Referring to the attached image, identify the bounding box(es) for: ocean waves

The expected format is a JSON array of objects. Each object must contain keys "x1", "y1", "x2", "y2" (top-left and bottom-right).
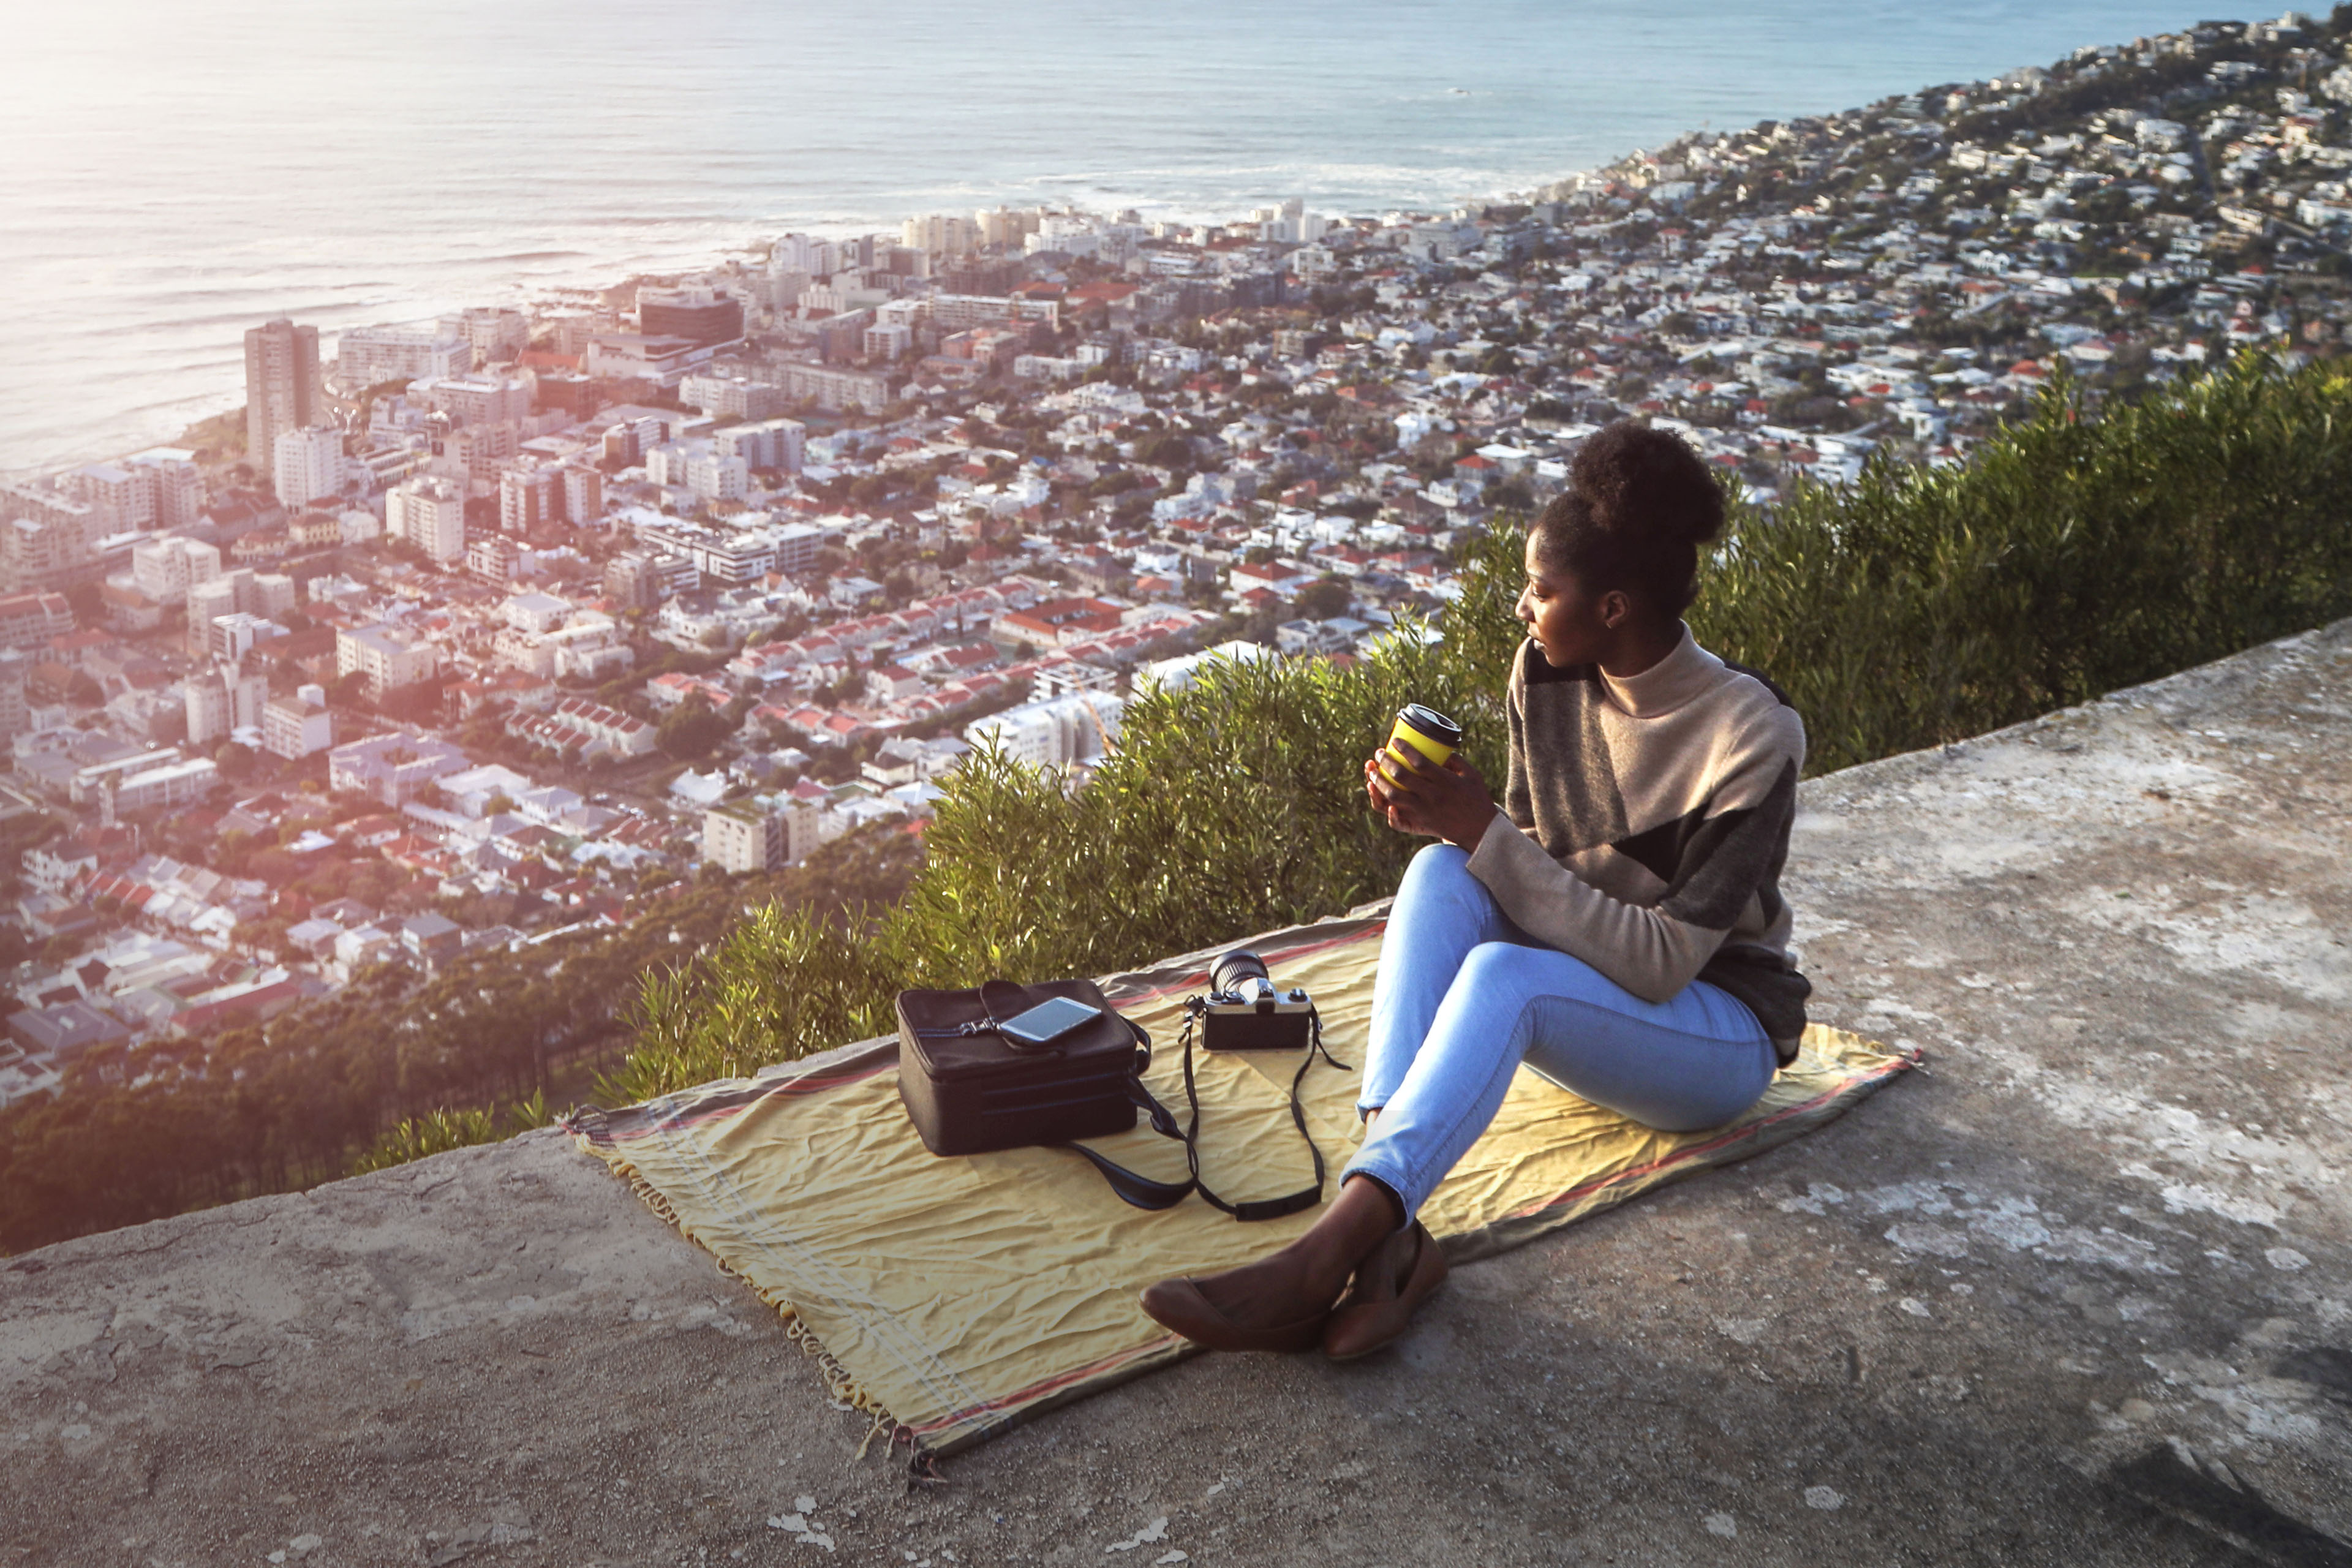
[{"x1": 1, "y1": 0, "x2": 2196, "y2": 474}]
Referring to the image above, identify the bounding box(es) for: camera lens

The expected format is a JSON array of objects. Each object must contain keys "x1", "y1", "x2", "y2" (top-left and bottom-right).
[{"x1": 1210, "y1": 949, "x2": 1271, "y2": 997}]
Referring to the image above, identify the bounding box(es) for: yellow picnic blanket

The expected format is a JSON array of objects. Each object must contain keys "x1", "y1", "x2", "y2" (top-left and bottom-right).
[{"x1": 568, "y1": 913, "x2": 1912, "y2": 1456}]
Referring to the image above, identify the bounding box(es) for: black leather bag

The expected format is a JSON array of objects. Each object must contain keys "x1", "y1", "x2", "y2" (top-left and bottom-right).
[{"x1": 894, "y1": 977, "x2": 1344, "y2": 1221}]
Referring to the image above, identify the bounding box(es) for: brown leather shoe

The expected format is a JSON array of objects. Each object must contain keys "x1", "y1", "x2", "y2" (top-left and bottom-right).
[
  {"x1": 1322, "y1": 1221, "x2": 1447, "y2": 1362},
  {"x1": 1138, "y1": 1276, "x2": 1332, "y2": 1353}
]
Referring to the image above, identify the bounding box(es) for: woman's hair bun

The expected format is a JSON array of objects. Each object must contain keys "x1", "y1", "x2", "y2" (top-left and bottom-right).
[
  {"x1": 1568, "y1": 421, "x2": 1725, "y2": 547},
  {"x1": 1532, "y1": 420, "x2": 1725, "y2": 616}
]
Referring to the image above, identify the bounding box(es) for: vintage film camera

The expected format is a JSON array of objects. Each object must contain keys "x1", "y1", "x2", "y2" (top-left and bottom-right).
[{"x1": 1199, "y1": 949, "x2": 1316, "y2": 1053}]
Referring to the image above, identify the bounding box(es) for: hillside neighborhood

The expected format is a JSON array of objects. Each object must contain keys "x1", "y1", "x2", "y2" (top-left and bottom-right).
[{"x1": 2, "y1": 10, "x2": 2348, "y2": 1107}]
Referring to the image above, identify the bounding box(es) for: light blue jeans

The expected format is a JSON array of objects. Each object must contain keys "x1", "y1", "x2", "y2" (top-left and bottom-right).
[{"x1": 1342, "y1": 843, "x2": 1779, "y2": 1224}]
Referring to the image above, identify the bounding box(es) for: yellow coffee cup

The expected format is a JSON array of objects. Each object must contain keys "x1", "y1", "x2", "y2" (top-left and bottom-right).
[{"x1": 1378, "y1": 703, "x2": 1464, "y2": 788}]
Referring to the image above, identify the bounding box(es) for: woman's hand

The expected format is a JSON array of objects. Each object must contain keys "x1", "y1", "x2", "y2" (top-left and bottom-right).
[{"x1": 1365, "y1": 748, "x2": 1499, "y2": 850}]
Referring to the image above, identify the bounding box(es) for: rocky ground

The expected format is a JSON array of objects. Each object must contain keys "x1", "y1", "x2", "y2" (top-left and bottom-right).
[{"x1": 4, "y1": 620, "x2": 2348, "y2": 1567}]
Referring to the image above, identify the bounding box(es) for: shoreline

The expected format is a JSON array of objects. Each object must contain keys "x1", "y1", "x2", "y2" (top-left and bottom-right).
[{"x1": 1, "y1": 168, "x2": 1575, "y2": 482}]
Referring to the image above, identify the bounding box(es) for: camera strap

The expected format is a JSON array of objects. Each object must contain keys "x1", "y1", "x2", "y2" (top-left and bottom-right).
[{"x1": 1058, "y1": 998, "x2": 1350, "y2": 1222}]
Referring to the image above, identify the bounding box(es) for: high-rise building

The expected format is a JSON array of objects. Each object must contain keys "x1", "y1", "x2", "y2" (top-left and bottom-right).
[
  {"x1": 0, "y1": 649, "x2": 31, "y2": 740},
  {"x1": 386, "y1": 477, "x2": 466, "y2": 562},
  {"x1": 638, "y1": 287, "x2": 745, "y2": 347},
  {"x1": 244, "y1": 319, "x2": 322, "y2": 469},
  {"x1": 127, "y1": 451, "x2": 206, "y2": 530},
  {"x1": 558, "y1": 463, "x2": 603, "y2": 524},
  {"x1": 499, "y1": 464, "x2": 559, "y2": 535},
  {"x1": 273, "y1": 426, "x2": 346, "y2": 508}
]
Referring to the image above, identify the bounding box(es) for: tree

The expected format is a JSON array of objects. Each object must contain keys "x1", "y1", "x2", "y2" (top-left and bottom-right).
[
  {"x1": 657, "y1": 696, "x2": 733, "y2": 763},
  {"x1": 1295, "y1": 576, "x2": 1354, "y2": 622}
]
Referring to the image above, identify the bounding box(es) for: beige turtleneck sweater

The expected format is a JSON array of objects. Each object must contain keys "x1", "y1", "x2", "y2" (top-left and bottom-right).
[{"x1": 1464, "y1": 628, "x2": 1811, "y2": 1061}]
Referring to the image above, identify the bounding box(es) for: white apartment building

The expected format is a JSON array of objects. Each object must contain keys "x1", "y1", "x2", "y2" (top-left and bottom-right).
[
  {"x1": 209, "y1": 612, "x2": 284, "y2": 664},
  {"x1": 683, "y1": 448, "x2": 750, "y2": 503},
  {"x1": 679, "y1": 375, "x2": 790, "y2": 420},
  {"x1": 328, "y1": 730, "x2": 467, "y2": 804},
  {"x1": 410, "y1": 373, "x2": 532, "y2": 428},
  {"x1": 273, "y1": 426, "x2": 347, "y2": 508},
  {"x1": 771, "y1": 233, "x2": 838, "y2": 276},
  {"x1": 0, "y1": 517, "x2": 93, "y2": 595},
  {"x1": 132, "y1": 537, "x2": 223, "y2": 606},
  {"x1": 337, "y1": 624, "x2": 439, "y2": 697},
  {"x1": 337, "y1": 326, "x2": 470, "y2": 388},
  {"x1": 184, "y1": 665, "x2": 271, "y2": 745},
  {"x1": 712, "y1": 417, "x2": 805, "y2": 473},
  {"x1": 185, "y1": 570, "x2": 259, "y2": 644},
  {"x1": 975, "y1": 206, "x2": 1042, "y2": 247},
  {"x1": 61, "y1": 453, "x2": 199, "y2": 534},
  {"x1": 387, "y1": 476, "x2": 466, "y2": 562},
  {"x1": 502, "y1": 592, "x2": 571, "y2": 635},
  {"x1": 130, "y1": 451, "x2": 205, "y2": 530},
  {"x1": 627, "y1": 514, "x2": 819, "y2": 584},
  {"x1": 962, "y1": 692, "x2": 1126, "y2": 769},
  {"x1": 930, "y1": 293, "x2": 1061, "y2": 331},
  {"x1": 250, "y1": 573, "x2": 297, "y2": 619},
  {"x1": 902, "y1": 212, "x2": 977, "y2": 256},
  {"x1": 104, "y1": 756, "x2": 219, "y2": 817},
  {"x1": 437, "y1": 307, "x2": 529, "y2": 367},
  {"x1": 771, "y1": 359, "x2": 891, "y2": 412},
  {"x1": 703, "y1": 801, "x2": 786, "y2": 873},
  {"x1": 261, "y1": 687, "x2": 333, "y2": 760},
  {"x1": 702, "y1": 799, "x2": 818, "y2": 872}
]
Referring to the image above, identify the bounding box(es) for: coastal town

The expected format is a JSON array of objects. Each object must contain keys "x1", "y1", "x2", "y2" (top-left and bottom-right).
[{"x1": 2, "y1": 10, "x2": 2346, "y2": 1108}]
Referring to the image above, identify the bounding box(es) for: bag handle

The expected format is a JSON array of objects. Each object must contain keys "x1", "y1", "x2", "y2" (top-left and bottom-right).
[{"x1": 1059, "y1": 1002, "x2": 1350, "y2": 1222}]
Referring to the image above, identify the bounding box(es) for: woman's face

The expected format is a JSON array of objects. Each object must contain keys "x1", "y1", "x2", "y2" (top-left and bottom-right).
[{"x1": 1515, "y1": 533, "x2": 1627, "y2": 668}]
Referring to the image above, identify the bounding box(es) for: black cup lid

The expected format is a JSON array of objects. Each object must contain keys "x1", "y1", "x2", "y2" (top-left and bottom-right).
[{"x1": 1396, "y1": 703, "x2": 1463, "y2": 745}]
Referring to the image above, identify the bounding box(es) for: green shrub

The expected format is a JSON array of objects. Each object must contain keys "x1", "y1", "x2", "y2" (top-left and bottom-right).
[
  {"x1": 1689, "y1": 353, "x2": 2352, "y2": 772},
  {"x1": 609, "y1": 349, "x2": 2352, "y2": 1102}
]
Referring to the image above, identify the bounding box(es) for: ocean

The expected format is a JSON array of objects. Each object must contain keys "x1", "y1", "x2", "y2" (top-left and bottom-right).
[{"x1": 0, "y1": 0, "x2": 2204, "y2": 476}]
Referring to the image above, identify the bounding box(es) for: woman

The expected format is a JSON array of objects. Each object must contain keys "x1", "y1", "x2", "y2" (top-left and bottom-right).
[{"x1": 1141, "y1": 420, "x2": 1809, "y2": 1359}]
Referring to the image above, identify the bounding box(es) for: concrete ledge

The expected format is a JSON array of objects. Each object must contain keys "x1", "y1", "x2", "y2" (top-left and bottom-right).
[{"x1": 6, "y1": 622, "x2": 2351, "y2": 1566}]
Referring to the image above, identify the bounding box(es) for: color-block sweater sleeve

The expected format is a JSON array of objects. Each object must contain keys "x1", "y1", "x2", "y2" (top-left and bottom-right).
[{"x1": 1461, "y1": 634, "x2": 1811, "y2": 1050}]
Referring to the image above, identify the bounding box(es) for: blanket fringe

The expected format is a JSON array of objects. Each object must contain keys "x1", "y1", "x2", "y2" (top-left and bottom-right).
[{"x1": 571, "y1": 1133, "x2": 928, "y2": 1468}]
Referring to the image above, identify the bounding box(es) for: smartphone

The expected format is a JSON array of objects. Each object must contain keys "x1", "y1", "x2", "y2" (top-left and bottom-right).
[{"x1": 998, "y1": 995, "x2": 1104, "y2": 1047}]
